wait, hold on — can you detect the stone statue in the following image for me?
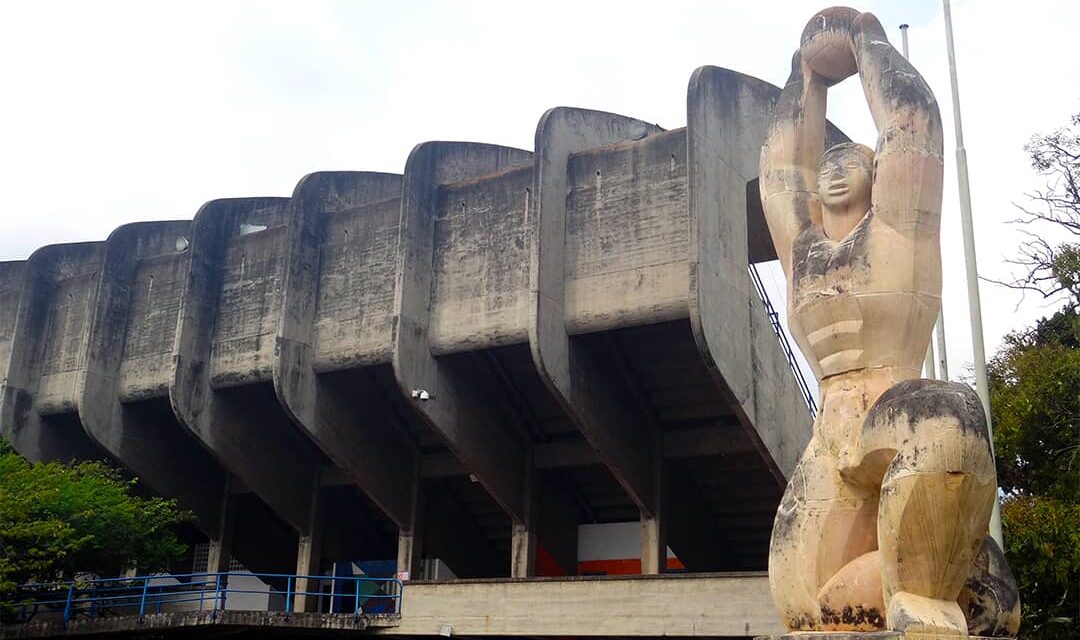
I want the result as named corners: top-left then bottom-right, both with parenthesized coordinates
top-left (759, 7), bottom-right (1020, 638)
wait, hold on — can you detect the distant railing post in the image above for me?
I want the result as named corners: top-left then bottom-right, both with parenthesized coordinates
top-left (284, 576), bottom-right (293, 618)
top-left (138, 577), bottom-right (149, 622)
top-left (353, 579), bottom-right (361, 618)
top-left (62, 582), bottom-right (75, 626)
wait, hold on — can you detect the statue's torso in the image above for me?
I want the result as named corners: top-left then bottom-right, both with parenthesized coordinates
top-left (786, 211), bottom-right (941, 465)
top-left (787, 212), bottom-right (941, 388)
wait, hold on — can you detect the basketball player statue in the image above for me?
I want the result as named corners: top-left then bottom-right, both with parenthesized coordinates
top-left (759, 7), bottom-right (1020, 637)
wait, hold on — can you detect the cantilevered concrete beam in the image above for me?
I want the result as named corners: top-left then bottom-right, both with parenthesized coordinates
top-left (392, 142), bottom-right (534, 527)
top-left (273, 173), bottom-right (416, 522)
top-left (0, 261), bottom-right (25, 429)
top-left (170, 198), bottom-right (324, 541)
top-left (1, 243), bottom-right (106, 462)
top-left (685, 67), bottom-right (816, 481)
top-left (528, 108), bottom-right (670, 571)
top-left (78, 221), bottom-right (228, 534)
top-left (273, 170), bottom-right (428, 575)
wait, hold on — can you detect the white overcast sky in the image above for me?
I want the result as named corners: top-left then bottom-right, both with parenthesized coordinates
top-left (1, 0), bottom-right (1077, 383)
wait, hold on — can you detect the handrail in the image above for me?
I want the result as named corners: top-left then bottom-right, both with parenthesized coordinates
top-left (4, 571), bottom-right (403, 626)
top-left (748, 263), bottom-right (817, 416)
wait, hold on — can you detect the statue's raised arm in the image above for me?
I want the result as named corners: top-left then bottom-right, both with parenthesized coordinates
top-left (851, 12), bottom-right (944, 230)
top-left (759, 8), bottom-right (945, 278)
top-left (758, 51), bottom-right (827, 276)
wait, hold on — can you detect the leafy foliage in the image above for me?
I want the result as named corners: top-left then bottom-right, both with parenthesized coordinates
top-left (0, 445), bottom-right (190, 595)
top-left (1000, 496), bottom-right (1080, 640)
top-left (990, 309), bottom-right (1080, 503)
top-left (990, 308), bottom-right (1080, 639)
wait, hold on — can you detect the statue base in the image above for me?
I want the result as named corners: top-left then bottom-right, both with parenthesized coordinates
top-left (756, 630), bottom-right (1015, 634)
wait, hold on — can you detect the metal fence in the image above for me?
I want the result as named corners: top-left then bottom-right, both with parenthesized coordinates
top-left (748, 263), bottom-right (817, 415)
top-left (3, 571), bottom-right (403, 626)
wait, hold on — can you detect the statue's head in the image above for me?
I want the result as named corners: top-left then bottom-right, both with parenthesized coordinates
top-left (818, 142), bottom-right (874, 230)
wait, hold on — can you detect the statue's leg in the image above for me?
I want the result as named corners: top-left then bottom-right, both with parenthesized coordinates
top-left (862, 380), bottom-right (997, 635)
top-left (769, 436), bottom-right (878, 631)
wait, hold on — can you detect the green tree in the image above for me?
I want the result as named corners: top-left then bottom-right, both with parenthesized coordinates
top-left (987, 112), bottom-right (1080, 640)
top-left (990, 309), bottom-right (1079, 640)
top-left (0, 442), bottom-right (190, 595)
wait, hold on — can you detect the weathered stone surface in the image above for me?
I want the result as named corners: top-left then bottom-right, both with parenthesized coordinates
top-left (759, 6), bottom-right (1018, 637)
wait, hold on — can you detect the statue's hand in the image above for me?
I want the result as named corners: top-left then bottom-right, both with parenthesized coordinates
top-left (799, 6), bottom-right (859, 85)
top-left (851, 11), bottom-right (888, 48)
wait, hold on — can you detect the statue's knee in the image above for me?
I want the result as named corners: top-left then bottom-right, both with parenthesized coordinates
top-left (865, 379), bottom-right (990, 446)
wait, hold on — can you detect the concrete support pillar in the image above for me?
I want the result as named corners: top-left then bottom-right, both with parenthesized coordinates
top-left (205, 482), bottom-right (236, 575)
top-left (396, 467), bottom-right (424, 580)
top-left (293, 472), bottom-right (324, 614)
top-left (640, 458), bottom-right (665, 575)
top-left (641, 514), bottom-right (666, 575)
top-left (510, 452), bottom-right (537, 578)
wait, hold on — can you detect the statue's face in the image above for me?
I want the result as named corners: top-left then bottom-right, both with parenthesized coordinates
top-left (818, 150), bottom-right (872, 213)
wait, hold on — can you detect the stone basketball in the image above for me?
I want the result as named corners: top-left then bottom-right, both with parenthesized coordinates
top-left (799, 6), bottom-right (859, 83)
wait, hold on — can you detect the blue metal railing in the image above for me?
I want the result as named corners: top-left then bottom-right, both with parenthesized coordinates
top-left (3, 571), bottom-right (402, 626)
top-left (748, 263), bottom-right (817, 415)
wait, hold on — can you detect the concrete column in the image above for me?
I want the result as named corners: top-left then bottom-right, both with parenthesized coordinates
top-left (526, 108), bottom-right (664, 519)
top-left (685, 67), bottom-right (821, 481)
top-left (510, 451), bottom-right (537, 578)
top-left (391, 141), bottom-right (534, 528)
top-left (293, 471), bottom-right (324, 613)
top-left (640, 515), bottom-right (665, 575)
top-left (396, 466), bottom-right (424, 579)
top-left (205, 482), bottom-right (236, 575)
top-left (640, 457), bottom-right (665, 575)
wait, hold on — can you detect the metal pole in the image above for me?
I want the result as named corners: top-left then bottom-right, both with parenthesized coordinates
top-left (63, 582), bottom-right (75, 626)
top-left (285, 575), bottom-right (293, 618)
top-left (942, 0), bottom-right (1003, 544)
top-left (901, 23), bottom-right (939, 380)
top-left (138, 577), bottom-right (149, 622)
top-left (936, 314), bottom-right (949, 379)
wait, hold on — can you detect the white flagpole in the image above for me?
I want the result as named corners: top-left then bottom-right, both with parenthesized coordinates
top-left (942, 0), bottom-right (1003, 545)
